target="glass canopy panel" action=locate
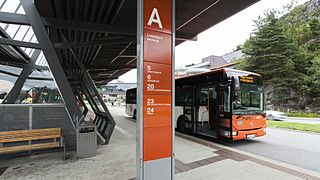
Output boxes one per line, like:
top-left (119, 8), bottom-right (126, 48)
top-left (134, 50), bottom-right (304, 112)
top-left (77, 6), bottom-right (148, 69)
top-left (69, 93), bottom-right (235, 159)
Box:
top-left (13, 25), bottom-right (30, 41)
top-left (1, 0), bottom-right (20, 13)
top-left (0, 22), bottom-right (6, 29)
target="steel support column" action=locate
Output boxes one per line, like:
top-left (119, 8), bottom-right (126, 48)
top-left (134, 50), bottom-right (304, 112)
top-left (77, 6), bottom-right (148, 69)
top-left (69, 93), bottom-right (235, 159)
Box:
top-left (69, 48), bottom-right (115, 143)
top-left (171, 0), bottom-right (176, 178)
top-left (78, 79), bottom-right (113, 144)
top-left (63, 32), bottom-right (115, 126)
top-left (136, 0), bottom-right (144, 178)
top-left (76, 91), bottom-right (88, 117)
top-left (58, 28), bottom-right (115, 143)
top-left (20, 0), bottom-right (82, 126)
top-left (80, 82), bottom-right (99, 113)
top-left (3, 50), bottom-right (40, 104)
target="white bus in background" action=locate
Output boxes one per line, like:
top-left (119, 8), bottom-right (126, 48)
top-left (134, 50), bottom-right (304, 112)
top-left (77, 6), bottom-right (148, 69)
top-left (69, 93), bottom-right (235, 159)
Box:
top-left (125, 88), bottom-right (137, 119)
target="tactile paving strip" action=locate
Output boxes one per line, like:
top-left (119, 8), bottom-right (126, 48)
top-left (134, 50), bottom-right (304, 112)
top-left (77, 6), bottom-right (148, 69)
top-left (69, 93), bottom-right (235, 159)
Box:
top-left (175, 155), bottom-right (227, 174)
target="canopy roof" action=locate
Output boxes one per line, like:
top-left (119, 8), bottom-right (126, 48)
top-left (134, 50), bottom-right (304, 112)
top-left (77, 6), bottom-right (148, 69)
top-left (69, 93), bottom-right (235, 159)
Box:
top-left (0, 0), bottom-right (259, 86)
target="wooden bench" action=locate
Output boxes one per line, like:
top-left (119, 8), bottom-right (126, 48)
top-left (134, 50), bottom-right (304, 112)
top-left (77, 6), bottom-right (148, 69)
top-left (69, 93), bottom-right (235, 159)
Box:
top-left (0, 128), bottom-right (65, 159)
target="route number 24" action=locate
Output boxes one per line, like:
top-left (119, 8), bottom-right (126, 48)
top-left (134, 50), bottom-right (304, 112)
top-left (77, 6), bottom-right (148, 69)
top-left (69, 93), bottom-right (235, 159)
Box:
top-left (147, 107), bottom-right (154, 114)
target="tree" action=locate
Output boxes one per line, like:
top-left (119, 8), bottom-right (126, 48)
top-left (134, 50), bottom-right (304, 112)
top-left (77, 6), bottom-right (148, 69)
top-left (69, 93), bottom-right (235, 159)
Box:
top-left (239, 12), bottom-right (307, 106)
top-left (304, 57), bottom-right (320, 100)
top-left (302, 19), bottom-right (320, 102)
top-left (234, 45), bottom-right (243, 51)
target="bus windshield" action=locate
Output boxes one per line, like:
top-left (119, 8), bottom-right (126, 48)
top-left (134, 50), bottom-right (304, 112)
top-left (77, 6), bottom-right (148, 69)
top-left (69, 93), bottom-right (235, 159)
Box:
top-left (232, 83), bottom-right (264, 114)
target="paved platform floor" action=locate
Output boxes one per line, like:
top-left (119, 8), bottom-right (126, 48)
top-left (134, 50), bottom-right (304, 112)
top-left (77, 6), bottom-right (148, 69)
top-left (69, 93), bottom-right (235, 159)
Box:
top-left (1, 106), bottom-right (320, 180)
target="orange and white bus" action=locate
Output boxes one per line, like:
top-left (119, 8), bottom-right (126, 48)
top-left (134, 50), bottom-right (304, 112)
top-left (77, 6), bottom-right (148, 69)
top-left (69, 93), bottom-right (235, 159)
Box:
top-left (125, 68), bottom-right (266, 140)
top-left (175, 68), bottom-right (266, 140)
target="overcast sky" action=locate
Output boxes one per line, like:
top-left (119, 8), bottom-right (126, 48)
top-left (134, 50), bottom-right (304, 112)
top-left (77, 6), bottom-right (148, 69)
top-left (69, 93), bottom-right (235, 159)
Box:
top-left (118, 0), bottom-right (309, 83)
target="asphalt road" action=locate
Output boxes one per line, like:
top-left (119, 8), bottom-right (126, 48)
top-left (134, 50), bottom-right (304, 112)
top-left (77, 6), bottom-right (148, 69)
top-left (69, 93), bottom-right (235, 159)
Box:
top-left (228, 128), bottom-right (320, 173)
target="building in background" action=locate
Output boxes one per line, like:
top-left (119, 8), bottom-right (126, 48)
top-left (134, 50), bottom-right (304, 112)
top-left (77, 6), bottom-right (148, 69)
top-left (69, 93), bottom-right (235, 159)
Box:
top-left (199, 50), bottom-right (243, 69)
top-left (176, 50), bottom-right (243, 77)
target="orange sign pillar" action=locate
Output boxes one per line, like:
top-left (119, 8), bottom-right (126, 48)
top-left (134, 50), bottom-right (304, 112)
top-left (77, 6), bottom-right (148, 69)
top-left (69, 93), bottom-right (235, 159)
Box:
top-left (137, 0), bottom-right (174, 179)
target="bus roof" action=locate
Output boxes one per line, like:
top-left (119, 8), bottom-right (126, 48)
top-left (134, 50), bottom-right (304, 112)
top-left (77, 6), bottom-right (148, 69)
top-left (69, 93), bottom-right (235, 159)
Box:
top-left (175, 68), bottom-right (261, 81)
top-left (222, 68), bottom-right (261, 77)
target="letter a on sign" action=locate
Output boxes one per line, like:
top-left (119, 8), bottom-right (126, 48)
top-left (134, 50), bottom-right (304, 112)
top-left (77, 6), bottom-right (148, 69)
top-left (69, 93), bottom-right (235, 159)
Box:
top-left (147, 8), bottom-right (163, 29)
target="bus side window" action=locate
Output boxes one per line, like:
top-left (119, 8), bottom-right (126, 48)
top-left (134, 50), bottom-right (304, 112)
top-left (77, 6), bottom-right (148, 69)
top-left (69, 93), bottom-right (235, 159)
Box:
top-left (198, 88), bottom-right (208, 106)
top-left (219, 86), bottom-right (231, 112)
top-left (184, 90), bottom-right (193, 106)
top-left (211, 88), bottom-right (217, 100)
top-left (126, 89), bottom-right (136, 104)
top-left (132, 90), bottom-right (136, 104)
top-left (175, 88), bottom-right (184, 106)
top-left (223, 87), bottom-right (231, 112)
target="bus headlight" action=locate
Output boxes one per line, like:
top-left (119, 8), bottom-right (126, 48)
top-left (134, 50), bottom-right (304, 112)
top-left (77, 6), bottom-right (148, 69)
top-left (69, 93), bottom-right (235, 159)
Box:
top-left (233, 131), bottom-right (238, 136)
top-left (224, 131), bottom-right (238, 136)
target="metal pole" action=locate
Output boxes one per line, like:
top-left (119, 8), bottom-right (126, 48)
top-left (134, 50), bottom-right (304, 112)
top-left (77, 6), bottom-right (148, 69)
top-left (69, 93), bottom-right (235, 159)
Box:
top-left (136, 0), bottom-right (144, 179)
top-left (29, 105), bottom-right (32, 130)
top-left (171, 0), bottom-right (176, 179)
top-left (28, 105), bottom-right (32, 153)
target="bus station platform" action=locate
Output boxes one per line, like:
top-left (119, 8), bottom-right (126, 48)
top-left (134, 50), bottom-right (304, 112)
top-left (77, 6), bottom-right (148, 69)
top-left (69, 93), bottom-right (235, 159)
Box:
top-left (1, 106), bottom-right (319, 180)
top-left (0, 0), bottom-right (294, 179)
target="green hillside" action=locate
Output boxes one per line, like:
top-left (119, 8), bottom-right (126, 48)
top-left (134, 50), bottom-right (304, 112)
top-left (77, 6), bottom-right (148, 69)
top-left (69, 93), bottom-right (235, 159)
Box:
top-left (238, 0), bottom-right (320, 112)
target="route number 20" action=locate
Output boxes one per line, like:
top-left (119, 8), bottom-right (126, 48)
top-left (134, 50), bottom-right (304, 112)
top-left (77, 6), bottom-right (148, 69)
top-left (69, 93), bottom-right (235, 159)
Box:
top-left (147, 84), bottom-right (154, 90)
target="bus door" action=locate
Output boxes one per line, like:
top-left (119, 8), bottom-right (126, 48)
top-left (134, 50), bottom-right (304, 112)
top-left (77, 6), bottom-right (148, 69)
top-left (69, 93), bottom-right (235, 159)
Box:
top-left (218, 83), bottom-right (233, 140)
top-left (182, 86), bottom-right (195, 133)
top-left (195, 86), bottom-right (217, 138)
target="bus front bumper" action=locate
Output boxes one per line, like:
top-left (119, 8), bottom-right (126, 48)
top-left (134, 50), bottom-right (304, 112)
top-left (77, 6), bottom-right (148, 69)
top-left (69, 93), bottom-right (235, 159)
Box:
top-left (234, 126), bottom-right (266, 140)
top-left (221, 126), bottom-right (266, 140)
